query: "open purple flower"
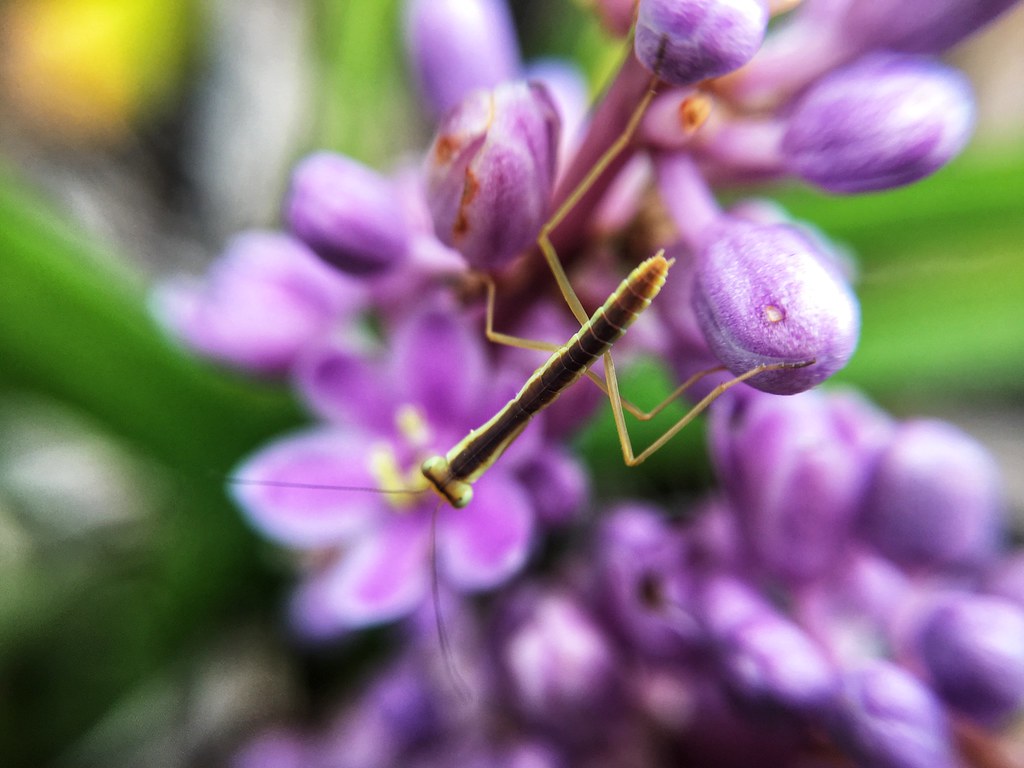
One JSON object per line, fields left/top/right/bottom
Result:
{"left": 231, "top": 304, "right": 585, "bottom": 632}
{"left": 153, "top": 231, "right": 362, "bottom": 374}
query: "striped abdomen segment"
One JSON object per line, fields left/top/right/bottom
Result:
{"left": 445, "top": 253, "right": 671, "bottom": 485}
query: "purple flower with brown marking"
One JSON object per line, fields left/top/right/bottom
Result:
{"left": 424, "top": 81, "right": 560, "bottom": 271}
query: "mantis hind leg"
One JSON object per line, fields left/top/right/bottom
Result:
{"left": 606, "top": 356, "right": 815, "bottom": 467}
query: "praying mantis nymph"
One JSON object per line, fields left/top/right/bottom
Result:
{"left": 421, "top": 252, "right": 672, "bottom": 508}
{"left": 419, "top": 73, "right": 810, "bottom": 509}
{"left": 420, "top": 251, "right": 812, "bottom": 509}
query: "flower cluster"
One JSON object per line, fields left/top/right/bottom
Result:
{"left": 154, "top": 0, "right": 1023, "bottom": 765}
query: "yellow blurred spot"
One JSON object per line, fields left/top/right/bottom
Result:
{"left": 1, "top": 0, "right": 191, "bottom": 143}
{"left": 678, "top": 93, "right": 712, "bottom": 134}
{"left": 395, "top": 404, "right": 432, "bottom": 451}
{"left": 368, "top": 442, "right": 428, "bottom": 512}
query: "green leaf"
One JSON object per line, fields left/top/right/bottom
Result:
{"left": 0, "top": 172, "right": 303, "bottom": 764}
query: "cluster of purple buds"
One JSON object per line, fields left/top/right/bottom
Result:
{"left": 151, "top": 0, "right": 1024, "bottom": 764}
{"left": 233, "top": 389, "right": 1022, "bottom": 768}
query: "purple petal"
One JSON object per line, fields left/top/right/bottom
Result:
{"left": 717, "top": 610, "right": 838, "bottom": 715}
{"left": 405, "top": 0, "right": 522, "bottom": 116}
{"left": 294, "top": 340, "right": 393, "bottom": 431}
{"left": 513, "top": 446, "right": 589, "bottom": 526}
{"left": 230, "top": 429, "right": 383, "bottom": 547}
{"left": 439, "top": 472, "right": 534, "bottom": 590}
{"left": 916, "top": 594, "right": 1024, "bottom": 724}
{"left": 525, "top": 58, "right": 589, "bottom": 164}
{"left": 153, "top": 231, "right": 357, "bottom": 373}
{"left": 391, "top": 305, "right": 487, "bottom": 426}
{"left": 285, "top": 153, "right": 409, "bottom": 275}
{"left": 316, "top": 515, "right": 432, "bottom": 628}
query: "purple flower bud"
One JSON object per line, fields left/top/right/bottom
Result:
{"left": 916, "top": 594, "right": 1024, "bottom": 724}
{"left": 524, "top": 58, "right": 589, "bottom": 165}
{"left": 404, "top": 0, "right": 521, "bottom": 116}
{"left": 285, "top": 152, "right": 410, "bottom": 275}
{"left": 984, "top": 552, "right": 1024, "bottom": 608}
{"left": 859, "top": 420, "right": 1004, "bottom": 572}
{"left": 232, "top": 728, "right": 307, "bottom": 768}
{"left": 152, "top": 231, "right": 360, "bottom": 373}
{"left": 635, "top": 0, "right": 769, "bottom": 85}
{"left": 314, "top": 657, "right": 446, "bottom": 767}
{"left": 721, "top": 611, "right": 839, "bottom": 716}
{"left": 425, "top": 81, "right": 560, "bottom": 271}
{"left": 498, "top": 591, "right": 620, "bottom": 729}
{"left": 708, "top": 388, "right": 888, "bottom": 584}
{"left": 842, "top": 0, "right": 1022, "bottom": 55}
{"left": 830, "top": 661, "right": 955, "bottom": 768}
{"left": 593, "top": 505, "right": 699, "bottom": 656}
{"left": 698, "top": 577, "right": 837, "bottom": 715}
{"left": 692, "top": 220, "right": 860, "bottom": 394}
{"left": 782, "top": 54, "right": 974, "bottom": 194}
{"left": 513, "top": 446, "right": 589, "bottom": 526}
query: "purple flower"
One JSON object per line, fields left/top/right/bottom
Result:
{"left": 153, "top": 231, "right": 361, "bottom": 374}
{"left": 692, "top": 220, "right": 861, "bottom": 394}
{"left": 709, "top": 388, "right": 890, "bottom": 585}
{"left": 285, "top": 152, "right": 411, "bottom": 276}
{"left": 842, "top": 0, "right": 1023, "bottom": 55}
{"left": 984, "top": 551, "right": 1024, "bottom": 607}
{"left": 782, "top": 54, "right": 974, "bottom": 194}
{"left": 153, "top": 5, "right": 1024, "bottom": 765}
{"left": 720, "top": 0, "right": 1014, "bottom": 109}
{"left": 635, "top": 0, "right": 770, "bottom": 85}
{"left": 496, "top": 589, "right": 621, "bottom": 733}
{"left": 405, "top": 0, "right": 521, "bottom": 117}
{"left": 915, "top": 594, "right": 1024, "bottom": 725}
{"left": 424, "top": 81, "right": 560, "bottom": 271}
{"left": 830, "top": 660, "right": 956, "bottom": 768}
{"left": 592, "top": 504, "right": 700, "bottom": 657}
{"left": 231, "top": 728, "right": 308, "bottom": 768}
{"left": 859, "top": 419, "right": 1004, "bottom": 573}
{"left": 230, "top": 305, "right": 584, "bottom": 631}
{"left": 697, "top": 577, "right": 838, "bottom": 716}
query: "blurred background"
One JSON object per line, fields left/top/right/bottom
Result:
{"left": 1, "top": 1, "right": 1022, "bottom": 765}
